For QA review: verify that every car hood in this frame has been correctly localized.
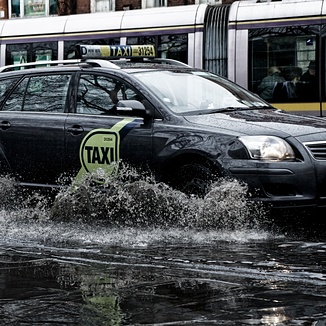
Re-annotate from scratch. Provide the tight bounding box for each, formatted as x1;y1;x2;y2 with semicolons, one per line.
184;108;326;138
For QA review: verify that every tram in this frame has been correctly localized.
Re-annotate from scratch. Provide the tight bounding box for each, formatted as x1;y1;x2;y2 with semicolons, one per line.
0;4;229;75
0;0;325;116
229;0;326;116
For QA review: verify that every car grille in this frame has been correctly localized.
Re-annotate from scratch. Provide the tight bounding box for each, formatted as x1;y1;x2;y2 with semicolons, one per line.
304;141;326;160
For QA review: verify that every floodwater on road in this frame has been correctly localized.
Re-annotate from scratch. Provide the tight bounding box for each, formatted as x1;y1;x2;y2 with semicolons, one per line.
0;172;325;325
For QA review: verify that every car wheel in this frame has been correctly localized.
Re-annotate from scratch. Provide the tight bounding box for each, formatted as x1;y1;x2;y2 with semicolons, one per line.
171;162;215;197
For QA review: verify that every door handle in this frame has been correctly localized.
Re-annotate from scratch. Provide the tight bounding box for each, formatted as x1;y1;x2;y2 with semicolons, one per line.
67;125;84;135
0;121;11;130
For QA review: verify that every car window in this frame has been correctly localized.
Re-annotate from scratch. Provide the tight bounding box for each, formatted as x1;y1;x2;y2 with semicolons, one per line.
0;77;20;109
76;74;139;115
3;74;71;112
2;78;28;111
133;70;268;114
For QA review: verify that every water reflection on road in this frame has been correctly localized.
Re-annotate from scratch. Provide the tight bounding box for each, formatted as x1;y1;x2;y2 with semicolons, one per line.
0;175;325;325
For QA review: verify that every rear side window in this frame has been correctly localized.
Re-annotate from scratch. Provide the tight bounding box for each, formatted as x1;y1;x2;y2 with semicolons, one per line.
0;77;19;108
3;74;71;112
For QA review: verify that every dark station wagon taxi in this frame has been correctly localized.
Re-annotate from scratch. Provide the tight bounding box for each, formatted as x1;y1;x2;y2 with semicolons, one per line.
1;44;326;210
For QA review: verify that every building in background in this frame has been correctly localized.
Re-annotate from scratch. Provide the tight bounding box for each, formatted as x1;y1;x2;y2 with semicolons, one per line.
0;0;231;18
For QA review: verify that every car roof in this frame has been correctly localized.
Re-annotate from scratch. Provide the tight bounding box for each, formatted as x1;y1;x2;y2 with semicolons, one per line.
0;63;195;81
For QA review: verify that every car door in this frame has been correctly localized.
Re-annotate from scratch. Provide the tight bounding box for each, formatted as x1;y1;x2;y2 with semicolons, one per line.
0;73;71;186
64;72;153;184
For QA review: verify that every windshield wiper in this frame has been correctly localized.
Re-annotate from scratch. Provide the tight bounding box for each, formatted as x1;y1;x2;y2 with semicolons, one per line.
196;107;249;115
198;106;270;115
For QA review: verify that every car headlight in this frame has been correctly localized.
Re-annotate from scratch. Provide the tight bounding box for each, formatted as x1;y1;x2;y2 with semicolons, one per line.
239;136;295;161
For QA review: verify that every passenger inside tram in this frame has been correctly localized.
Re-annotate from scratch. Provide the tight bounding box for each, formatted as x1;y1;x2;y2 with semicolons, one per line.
300;60;318;101
258;64;318;103
273;66;302;101
257;66;285;101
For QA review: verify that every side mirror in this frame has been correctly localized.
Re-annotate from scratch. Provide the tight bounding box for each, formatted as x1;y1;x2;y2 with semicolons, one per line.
116;100;146;117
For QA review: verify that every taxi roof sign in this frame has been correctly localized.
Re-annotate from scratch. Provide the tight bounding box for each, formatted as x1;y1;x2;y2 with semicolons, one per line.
76;44;156;60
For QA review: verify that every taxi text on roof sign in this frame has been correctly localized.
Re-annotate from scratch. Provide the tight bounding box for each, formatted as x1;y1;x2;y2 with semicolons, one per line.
76;44;156;60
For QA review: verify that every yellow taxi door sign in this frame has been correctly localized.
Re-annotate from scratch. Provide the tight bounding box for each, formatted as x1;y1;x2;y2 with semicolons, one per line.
75;118;137;184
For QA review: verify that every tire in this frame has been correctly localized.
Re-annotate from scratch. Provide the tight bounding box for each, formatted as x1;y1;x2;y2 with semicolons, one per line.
171;162;215;197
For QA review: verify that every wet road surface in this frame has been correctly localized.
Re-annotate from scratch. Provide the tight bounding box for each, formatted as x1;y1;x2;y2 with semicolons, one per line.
0;175;325;325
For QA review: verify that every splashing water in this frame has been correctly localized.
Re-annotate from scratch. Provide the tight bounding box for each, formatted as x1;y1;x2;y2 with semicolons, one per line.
49;164;266;229
0;165;270;245
0;175;17;210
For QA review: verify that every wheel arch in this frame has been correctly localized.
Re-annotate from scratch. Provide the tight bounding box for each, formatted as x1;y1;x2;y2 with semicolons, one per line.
161;151;223;183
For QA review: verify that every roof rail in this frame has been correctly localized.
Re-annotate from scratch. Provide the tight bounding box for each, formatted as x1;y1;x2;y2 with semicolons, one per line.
0;59;81;73
143;58;191;67
80;59;121;69
0;58;121;72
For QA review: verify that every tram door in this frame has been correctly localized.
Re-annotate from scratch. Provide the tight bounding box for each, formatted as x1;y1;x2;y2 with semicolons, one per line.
248;26;322;116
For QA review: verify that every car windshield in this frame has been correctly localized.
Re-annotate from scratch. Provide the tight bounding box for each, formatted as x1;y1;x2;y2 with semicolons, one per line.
133;69;269;114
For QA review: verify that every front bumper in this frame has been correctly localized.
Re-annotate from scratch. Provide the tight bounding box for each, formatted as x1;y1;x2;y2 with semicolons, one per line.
227;160;326;209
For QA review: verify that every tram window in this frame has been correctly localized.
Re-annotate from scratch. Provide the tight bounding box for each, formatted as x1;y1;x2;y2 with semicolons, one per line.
127;36;155;46
6;42;58;66
64;38;120;59
249;27;318;103
11;50;28;66
159;34;187;63
127;34;188;64
35;49;52;62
